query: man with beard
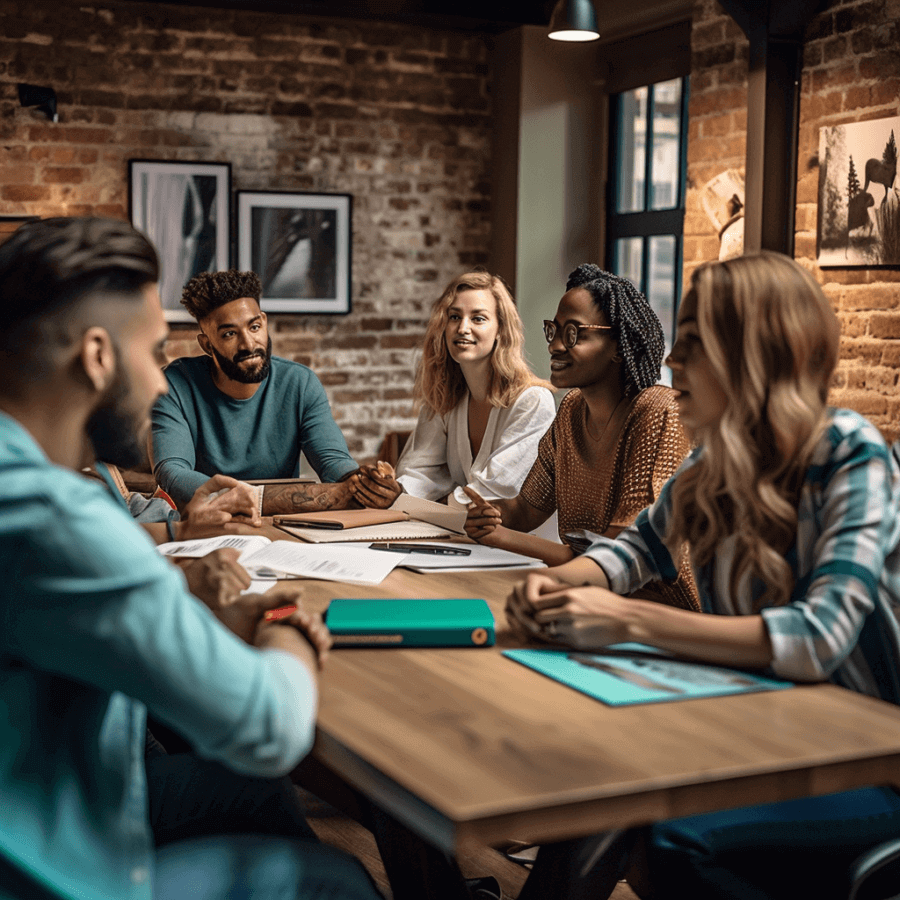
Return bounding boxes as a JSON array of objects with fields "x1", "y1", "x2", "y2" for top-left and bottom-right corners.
[
  {"x1": 151, "y1": 270, "x2": 360, "y2": 515},
  {"x1": 0, "y1": 217, "x2": 381, "y2": 900}
]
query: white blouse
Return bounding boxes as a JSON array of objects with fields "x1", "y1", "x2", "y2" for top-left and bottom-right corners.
[{"x1": 396, "y1": 385, "x2": 556, "y2": 509}]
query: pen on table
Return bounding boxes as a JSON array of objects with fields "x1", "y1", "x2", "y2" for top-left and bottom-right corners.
[{"x1": 370, "y1": 543, "x2": 471, "y2": 556}]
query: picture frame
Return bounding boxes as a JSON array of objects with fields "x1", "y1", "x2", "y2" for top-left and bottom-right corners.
[
  {"x1": 817, "y1": 115, "x2": 900, "y2": 267},
  {"x1": 237, "y1": 190, "x2": 352, "y2": 314},
  {"x1": 129, "y1": 160, "x2": 231, "y2": 322}
]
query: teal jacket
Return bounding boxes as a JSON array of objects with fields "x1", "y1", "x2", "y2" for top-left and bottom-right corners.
[{"x1": 0, "y1": 412, "x2": 316, "y2": 900}]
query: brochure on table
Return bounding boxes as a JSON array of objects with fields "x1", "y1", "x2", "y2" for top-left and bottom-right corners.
[{"x1": 504, "y1": 644, "x2": 793, "y2": 706}]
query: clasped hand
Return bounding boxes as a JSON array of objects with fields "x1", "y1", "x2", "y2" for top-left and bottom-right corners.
[
  {"x1": 184, "y1": 551, "x2": 330, "y2": 667},
  {"x1": 349, "y1": 460, "x2": 402, "y2": 509},
  {"x1": 462, "y1": 486, "x2": 504, "y2": 544},
  {"x1": 178, "y1": 474, "x2": 263, "y2": 538},
  {"x1": 507, "y1": 571, "x2": 633, "y2": 650}
]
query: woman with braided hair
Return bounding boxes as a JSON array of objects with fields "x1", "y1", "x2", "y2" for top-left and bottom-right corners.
[{"x1": 465, "y1": 263, "x2": 699, "y2": 611}]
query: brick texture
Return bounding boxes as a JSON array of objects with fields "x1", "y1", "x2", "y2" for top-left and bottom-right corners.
[
  {"x1": 687, "y1": 0, "x2": 900, "y2": 443},
  {"x1": 0, "y1": 0, "x2": 493, "y2": 460}
]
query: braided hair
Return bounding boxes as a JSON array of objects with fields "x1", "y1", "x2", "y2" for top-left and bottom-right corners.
[{"x1": 566, "y1": 263, "x2": 664, "y2": 393}]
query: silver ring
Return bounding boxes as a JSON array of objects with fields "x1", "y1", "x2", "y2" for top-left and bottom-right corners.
[{"x1": 544, "y1": 619, "x2": 558, "y2": 637}]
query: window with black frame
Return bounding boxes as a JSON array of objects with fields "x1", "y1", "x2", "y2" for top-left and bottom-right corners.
[{"x1": 607, "y1": 76, "x2": 689, "y2": 380}]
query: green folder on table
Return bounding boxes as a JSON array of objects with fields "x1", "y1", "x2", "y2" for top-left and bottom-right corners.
[{"x1": 326, "y1": 598, "x2": 495, "y2": 648}]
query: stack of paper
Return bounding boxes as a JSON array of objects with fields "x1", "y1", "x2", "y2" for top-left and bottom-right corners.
[{"x1": 156, "y1": 535, "x2": 407, "y2": 585}]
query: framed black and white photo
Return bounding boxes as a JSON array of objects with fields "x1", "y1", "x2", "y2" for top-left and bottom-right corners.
[
  {"x1": 237, "y1": 190, "x2": 352, "y2": 314},
  {"x1": 817, "y1": 116, "x2": 900, "y2": 267},
  {"x1": 129, "y1": 160, "x2": 231, "y2": 322}
]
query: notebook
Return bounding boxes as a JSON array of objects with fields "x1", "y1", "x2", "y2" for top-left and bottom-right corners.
[
  {"x1": 326, "y1": 598, "x2": 495, "y2": 647},
  {"x1": 273, "y1": 509, "x2": 408, "y2": 530},
  {"x1": 278, "y1": 520, "x2": 458, "y2": 543},
  {"x1": 275, "y1": 494, "x2": 467, "y2": 543}
]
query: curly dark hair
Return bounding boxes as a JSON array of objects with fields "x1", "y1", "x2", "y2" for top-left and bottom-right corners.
[
  {"x1": 181, "y1": 270, "x2": 262, "y2": 321},
  {"x1": 565, "y1": 263, "x2": 664, "y2": 392}
]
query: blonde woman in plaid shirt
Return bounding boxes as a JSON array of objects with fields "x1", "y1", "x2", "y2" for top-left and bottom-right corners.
[{"x1": 509, "y1": 252, "x2": 900, "y2": 900}]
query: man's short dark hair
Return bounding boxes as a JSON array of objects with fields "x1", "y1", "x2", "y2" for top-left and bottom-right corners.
[
  {"x1": 181, "y1": 270, "x2": 262, "y2": 321},
  {"x1": 0, "y1": 216, "x2": 159, "y2": 366}
]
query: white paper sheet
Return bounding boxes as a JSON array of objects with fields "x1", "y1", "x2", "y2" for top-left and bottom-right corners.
[
  {"x1": 242, "y1": 541, "x2": 408, "y2": 585},
  {"x1": 240, "y1": 578, "x2": 281, "y2": 595},
  {"x1": 157, "y1": 535, "x2": 272, "y2": 565},
  {"x1": 391, "y1": 494, "x2": 467, "y2": 534}
]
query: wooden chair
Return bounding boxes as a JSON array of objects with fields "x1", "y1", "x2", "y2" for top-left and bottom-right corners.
[{"x1": 376, "y1": 430, "x2": 411, "y2": 468}]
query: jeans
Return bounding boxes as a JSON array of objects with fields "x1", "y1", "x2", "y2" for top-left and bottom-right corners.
[
  {"x1": 644, "y1": 786, "x2": 900, "y2": 900},
  {"x1": 146, "y1": 750, "x2": 319, "y2": 847},
  {"x1": 146, "y1": 734, "x2": 382, "y2": 900},
  {"x1": 155, "y1": 835, "x2": 383, "y2": 900}
]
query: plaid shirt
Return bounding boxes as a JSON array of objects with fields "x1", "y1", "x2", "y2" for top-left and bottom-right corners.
[{"x1": 583, "y1": 408, "x2": 900, "y2": 703}]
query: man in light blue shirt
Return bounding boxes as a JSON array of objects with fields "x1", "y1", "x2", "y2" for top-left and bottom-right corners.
[
  {"x1": 151, "y1": 270, "x2": 359, "y2": 514},
  {"x1": 0, "y1": 218, "x2": 380, "y2": 900}
]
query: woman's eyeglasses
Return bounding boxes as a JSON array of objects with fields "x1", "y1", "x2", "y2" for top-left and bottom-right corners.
[{"x1": 543, "y1": 320, "x2": 612, "y2": 349}]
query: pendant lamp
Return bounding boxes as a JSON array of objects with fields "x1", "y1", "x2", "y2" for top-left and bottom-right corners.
[{"x1": 548, "y1": 0, "x2": 600, "y2": 41}]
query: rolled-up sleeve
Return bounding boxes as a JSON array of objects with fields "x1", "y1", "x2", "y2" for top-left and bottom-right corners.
[
  {"x1": 396, "y1": 406, "x2": 455, "y2": 501},
  {"x1": 761, "y1": 434, "x2": 895, "y2": 683},
  {"x1": 582, "y1": 462, "x2": 687, "y2": 590}
]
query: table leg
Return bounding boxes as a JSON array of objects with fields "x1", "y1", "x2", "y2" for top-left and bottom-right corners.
[{"x1": 369, "y1": 806, "x2": 474, "y2": 900}]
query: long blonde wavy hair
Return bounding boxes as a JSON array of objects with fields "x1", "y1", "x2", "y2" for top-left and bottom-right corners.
[
  {"x1": 415, "y1": 271, "x2": 550, "y2": 417},
  {"x1": 668, "y1": 253, "x2": 840, "y2": 609}
]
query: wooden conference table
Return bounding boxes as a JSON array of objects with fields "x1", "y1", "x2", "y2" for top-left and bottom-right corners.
[{"x1": 261, "y1": 533, "x2": 900, "y2": 866}]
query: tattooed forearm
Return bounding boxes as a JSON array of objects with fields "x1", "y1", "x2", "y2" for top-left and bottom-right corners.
[{"x1": 261, "y1": 481, "x2": 355, "y2": 515}]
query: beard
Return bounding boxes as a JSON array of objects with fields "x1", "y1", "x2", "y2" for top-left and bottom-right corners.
[
  {"x1": 210, "y1": 336, "x2": 272, "y2": 384},
  {"x1": 85, "y1": 366, "x2": 149, "y2": 470}
]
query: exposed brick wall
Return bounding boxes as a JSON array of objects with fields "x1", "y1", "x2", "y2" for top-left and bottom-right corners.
[
  {"x1": 798, "y1": 0, "x2": 900, "y2": 441},
  {"x1": 686, "y1": 0, "x2": 900, "y2": 443},
  {"x1": 0, "y1": 0, "x2": 493, "y2": 460},
  {"x1": 683, "y1": 0, "x2": 749, "y2": 278}
]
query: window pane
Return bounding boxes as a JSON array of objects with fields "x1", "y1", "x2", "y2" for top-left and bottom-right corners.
[
  {"x1": 650, "y1": 79, "x2": 682, "y2": 210},
  {"x1": 614, "y1": 238, "x2": 643, "y2": 291},
  {"x1": 648, "y1": 235, "x2": 676, "y2": 385},
  {"x1": 615, "y1": 87, "x2": 647, "y2": 213}
]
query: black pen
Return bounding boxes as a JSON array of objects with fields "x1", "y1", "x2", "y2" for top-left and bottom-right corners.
[{"x1": 370, "y1": 543, "x2": 471, "y2": 556}]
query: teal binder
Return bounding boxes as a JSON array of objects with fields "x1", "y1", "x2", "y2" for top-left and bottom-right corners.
[{"x1": 326, "y1": 598, "x2": 495, "y2": 648}]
